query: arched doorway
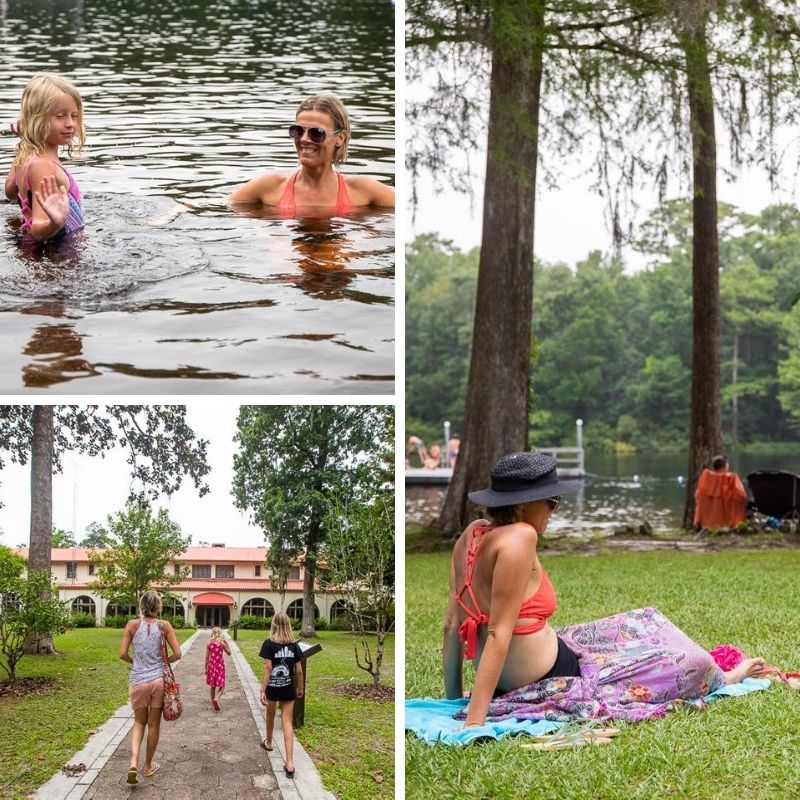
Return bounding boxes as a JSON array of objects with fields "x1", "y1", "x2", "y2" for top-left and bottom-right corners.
[
  {"x1": 195, "y1": 605, "x2": 230, "y2": 628},
  {"x1": 192, "y1": 592, "x2": 234, "y2": 628}
]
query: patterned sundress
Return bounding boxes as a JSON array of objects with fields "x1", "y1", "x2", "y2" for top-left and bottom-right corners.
[{"x1": 206, "y1": 639, "x2": 226, "y2": 688}]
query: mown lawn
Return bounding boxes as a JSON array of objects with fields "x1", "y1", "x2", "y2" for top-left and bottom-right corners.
[
  {"x1": 0, "y1": 627, "x2": 193, "y2": 800},
  {"x1": 407, "y1": 549, "x2": 800, "y2": 800},
  {"x1": 239, "y1": 629, "x2": 394, "y2": 800}
]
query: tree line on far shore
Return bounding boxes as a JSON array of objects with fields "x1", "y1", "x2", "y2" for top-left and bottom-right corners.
[{"x1": 407, "y1": 202, "x2": 800, "y2": 454}]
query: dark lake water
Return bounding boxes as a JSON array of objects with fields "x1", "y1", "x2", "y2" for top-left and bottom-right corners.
[
  {"x1": 0, "y1": 0, "x2": 394, "y2": 393},
  {"x1": 406, "y1": 451, "x2": 800, "y2": 532}
]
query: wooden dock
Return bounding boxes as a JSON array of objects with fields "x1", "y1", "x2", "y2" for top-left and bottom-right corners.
[{"x1": 406, "y1": 449, "x2": 585, "y2": 486}]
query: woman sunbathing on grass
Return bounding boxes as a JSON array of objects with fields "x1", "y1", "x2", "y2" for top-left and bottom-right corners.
[{"x1": 445, "y1": 451, "x2": 767, "y2": 728}]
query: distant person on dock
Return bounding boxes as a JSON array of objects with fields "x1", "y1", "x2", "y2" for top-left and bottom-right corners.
[
  {"x1": 228, "y1": 95, "x2": 395, "y2": 215},
  {"x1": 693, "y1": 455, "x2": 747, "y2": 530},
  {"x1": 406, "y1": 435, "x2": 428, "y2": 468},
  {"x1": 425, "y1": 443, "x2": 443, "y2": 470},
  {"x1": 447, "y1": 435, "x2": 460, "y2": 468}
]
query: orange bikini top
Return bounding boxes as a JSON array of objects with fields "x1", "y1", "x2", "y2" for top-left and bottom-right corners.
[
  {"x1": 277, "y1": 169, "x2": 355, "y2": 217},
  {"x1": 455, "y1": 524, "x2": 556, "y2": 659}
]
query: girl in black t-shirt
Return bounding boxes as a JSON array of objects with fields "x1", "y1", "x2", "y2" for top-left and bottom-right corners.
[{"x1": 259, "y1": 612, "x2": 304, "y2": 779}]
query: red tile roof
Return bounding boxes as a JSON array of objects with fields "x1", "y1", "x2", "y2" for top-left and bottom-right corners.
[
  {"x1": 57, "y1": 579, "x2": 308, "y2": 592},
  {"x1": 15, "y1": 546, "x2": 287, "y2": 565}
]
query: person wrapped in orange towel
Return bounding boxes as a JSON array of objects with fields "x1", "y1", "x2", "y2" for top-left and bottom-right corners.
[{"x1": 693, "y1": 455, "x2": 747, "y2": 529}]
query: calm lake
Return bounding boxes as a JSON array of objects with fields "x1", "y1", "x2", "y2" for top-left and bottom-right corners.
[
  {"x1": 0, "y1": 0, "x2": 394, "y2": 393},
  {"x1": 406, "y1": 451, "x2": 800, "y2": 532}
]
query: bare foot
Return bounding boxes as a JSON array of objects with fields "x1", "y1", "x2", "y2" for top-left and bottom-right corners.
[{"x1": 724, "y1": 657, "x2": 766, "y2": 684}]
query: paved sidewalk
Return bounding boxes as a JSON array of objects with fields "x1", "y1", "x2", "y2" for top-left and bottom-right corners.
[{"x1": 35, "y1": 631, "x2": 333, "y2": 800}]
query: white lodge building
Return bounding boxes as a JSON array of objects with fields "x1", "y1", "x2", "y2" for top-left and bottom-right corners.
[{"x1": 18, "y1": 544, "x2": 345, "y2": 628}]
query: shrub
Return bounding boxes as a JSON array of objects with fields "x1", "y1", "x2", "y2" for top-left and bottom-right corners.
[
  {"x1": 315, "y1": 617, "x2": 328, "y2": 631},
  {"x1": 237, "y1": 614, "x2": 272, "y2": 630},
  {"x1": 103, "y1": 614, "x2": 132, "y2": 628},
  {"x1": 70, "y1": 612, "x2": 97, "y2": 628},
  {"x1": 328, "y1": 614, "x2": 353, "y2": 632},
  {"x1": 161, "y1": 615, "x2": 185, "y2": 629}
]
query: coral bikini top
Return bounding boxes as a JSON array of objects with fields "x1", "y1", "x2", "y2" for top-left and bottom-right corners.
[
  {"x1": 277, "y1": 169, "x2": 355, "y2": 217},
  {"x1": 455, "y1": 524, "x2": 557, "y2": 659}
]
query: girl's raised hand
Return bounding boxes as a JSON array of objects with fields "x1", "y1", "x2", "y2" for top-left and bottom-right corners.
[{"x1": 34, "y1": 175, "x2": 69, "y2": 228}]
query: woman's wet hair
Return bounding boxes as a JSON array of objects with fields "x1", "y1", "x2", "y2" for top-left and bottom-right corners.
[
  {"x1": 270, "y1": 611, "x2": 295, "y2": 644},
  {"x1": 296, "y1": 94, "x2": 350, "y2": 165},
  {"x1": 139, "y1": 590, "x2": 162, "y2": 617},
  {"x1": 14, "y1": 73, "x2": 85, "y2": 167}
]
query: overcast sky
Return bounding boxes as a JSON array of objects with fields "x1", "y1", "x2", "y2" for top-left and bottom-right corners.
[
  {"x1": 405, "y1": 79, "x2": 800, "y2": 268},
  {"x1": 0, "y1": 404, "x2": 265, "y2": 549}
]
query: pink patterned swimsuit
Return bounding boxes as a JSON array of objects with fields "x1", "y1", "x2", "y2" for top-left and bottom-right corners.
[{"x1": 17, "y1": 159, "x2": 84, "y2": 238}]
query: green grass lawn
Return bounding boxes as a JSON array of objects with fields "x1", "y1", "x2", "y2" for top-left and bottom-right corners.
[
  {"x1": 407, "y1": 549, "x2": 800, "y2": 800},
  {"x1": 0, "y1": 627, "x2": 193, "y2": 800},
  {"x1": 238, "y1": 629, "x2": 395, "y2": 800}
]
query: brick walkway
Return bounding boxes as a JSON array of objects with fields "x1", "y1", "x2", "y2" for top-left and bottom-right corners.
[{"x1": 82, "y1": 631, "x2": 280, "y2": 800}]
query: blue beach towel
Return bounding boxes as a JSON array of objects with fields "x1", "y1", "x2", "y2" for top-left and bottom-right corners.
[{"x1": 405, "y1": 678, "x2": 771, "y2": 746}]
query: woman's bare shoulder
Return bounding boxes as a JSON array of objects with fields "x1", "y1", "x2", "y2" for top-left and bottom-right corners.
[{"x1": 228, "y1": 172, "x2": 290, "y2": 204}]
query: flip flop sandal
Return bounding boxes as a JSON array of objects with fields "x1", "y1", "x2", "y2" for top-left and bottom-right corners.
[
  {"x1": 143, "y1": 763, "x2": 160, "y2": 778},
  {"x1": 126, "y1": 768, "x2": 138, "y2": 785},
  {"x1": 284, "y1": 766, "x2": 296, "y2": 778},
  {"x1": 261, "y1": 739, "x2": 273, "y2": 751},
  {"x1": 212, "y1": 699, "x2": 220, "y2": 711}
]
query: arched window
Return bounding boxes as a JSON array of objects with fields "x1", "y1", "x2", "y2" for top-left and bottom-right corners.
[
  {"x1": 241, "y1": 598, "x2": 275, "y2": 618},
  {"x1": 106, "y1": 602, "x2": 137, "y2": 617},
  {"x1": 330, "y1": 599, "x2": 350, "y2": 621},
  {"x1": 286, "y1": 599, "x2": 319, "y2": 619},
  {"x1": 71, "y1": 596, "x2": 96, "y2": 616},
  {"x1": 161, "y1": 596, "x2": 185, "y2": 620}
]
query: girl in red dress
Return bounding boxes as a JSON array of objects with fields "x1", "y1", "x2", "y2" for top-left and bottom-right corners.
[{"x1": 205, "y1": 626, "x2": 231, "y2": 711}]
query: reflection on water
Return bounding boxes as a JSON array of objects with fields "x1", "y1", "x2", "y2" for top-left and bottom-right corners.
[
  {"x1": 406, "y1": 452, "x2": 800, "y2": 532},
  {"x1": 0, "y1": 0, "x2": 394, "y2": 392}
]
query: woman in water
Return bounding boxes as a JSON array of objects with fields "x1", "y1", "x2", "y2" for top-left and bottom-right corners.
[{"x1": 228, "y1": 94, "x2": 395, "y2": 214}]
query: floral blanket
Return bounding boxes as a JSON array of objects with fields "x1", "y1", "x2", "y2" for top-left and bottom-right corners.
[{"x1": 455, "y1": 607, "x2": 727, "y2": 723}]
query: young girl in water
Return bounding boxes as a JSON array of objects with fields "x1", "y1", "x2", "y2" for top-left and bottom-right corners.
[
  {"x1": 205, "y1": 626, "x2": 231, "y2": 711},
  {"x1": 3, "y1": 73, "x2": 85, "y2": 242}
]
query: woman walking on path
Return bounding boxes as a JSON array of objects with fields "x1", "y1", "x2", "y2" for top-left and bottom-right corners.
[
  {"x1": 259, "y1": 613, "x2": 304, "y2": 779},
  {"x1": 205, "y1": 626, "x2": 231, "y2": 711},
  {"x1": 119, "y1": 591, "x2": 182, "y2": 785}
]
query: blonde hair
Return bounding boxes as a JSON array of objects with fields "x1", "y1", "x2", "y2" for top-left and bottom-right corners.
[
  {"x1": 270, "y1": 612, "x2": 294, "y2": 644},
  {"x1": 13, "y1": 73, "x2": 86, "y2": 167},
  {"x1": 210, "y1": 626, "x2": 223, "y2": 641},
  {"x1": 139, "y1": 591, "x2": 162, "y2": 618},
  {"x1": 296, "y1": 95, "x2": 350, "y2": 165}
]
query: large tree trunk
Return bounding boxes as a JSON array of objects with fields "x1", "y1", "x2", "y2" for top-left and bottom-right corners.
[
  {"x1": 437, "y1": 0, "x2": 545, "y2": 535},
  {"x1": 682, "y1": 17, "x2": 723, "y2": 528},
  {"x1": 25, "y1": 405, "x2": 58, "y2": 654},
  {"x1": 301, "y1": 547, "x2": 317, "y2": 638}
]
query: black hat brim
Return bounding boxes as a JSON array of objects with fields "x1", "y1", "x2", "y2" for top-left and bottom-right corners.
[{"x1": 468, "y1": 477, "x2": 584, "y2": 508}]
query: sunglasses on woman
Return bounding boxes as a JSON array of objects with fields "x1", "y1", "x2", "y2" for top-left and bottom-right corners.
[
  {"x1": 547, "y1": 495, "x2": 562, "y2": 512},
  {"x1": 288, "y1": 124, "x2": 342, "y2": 144}
]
